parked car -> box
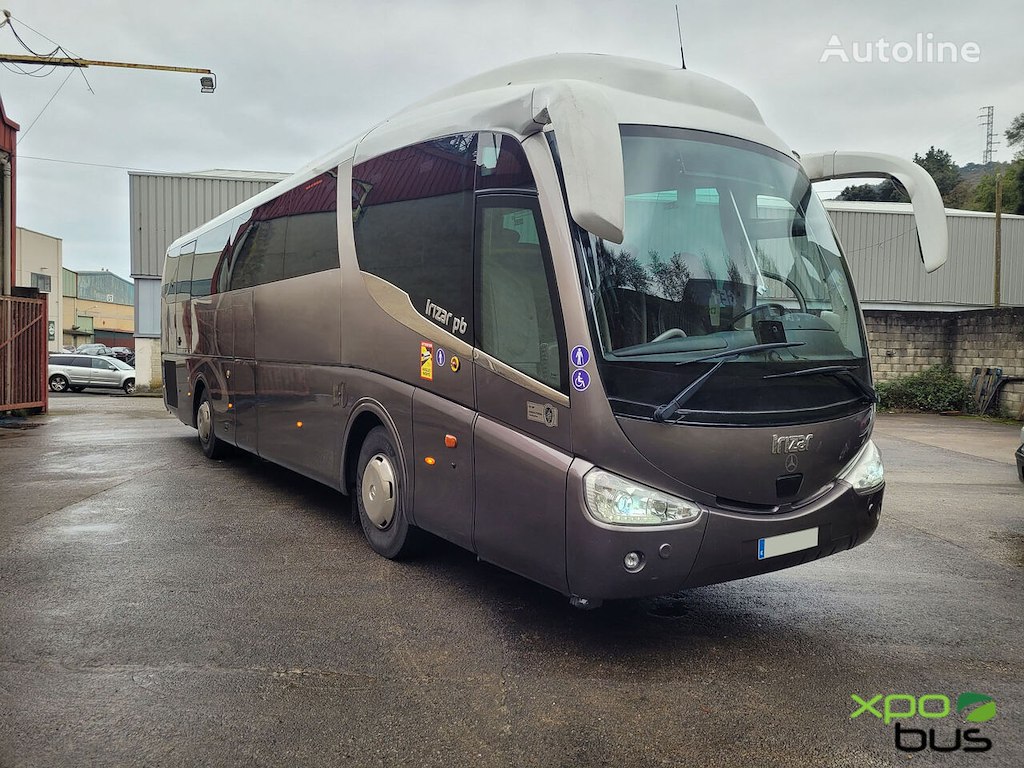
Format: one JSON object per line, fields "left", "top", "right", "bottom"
{"left": 48, "top": 355, "right": 136, "bottom": 395}
{"left": 75, "top": 343, "right": 115, "bottom": 356}
{"left": 110, "top": 348, "right": 136, "bottom": 364}
{"left": 1017, "top": 425, "right": 1023, "bottom": 483}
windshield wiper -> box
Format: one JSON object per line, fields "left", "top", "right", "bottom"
{"left": 762, "top": 364, "right": 878, "bottom": 404}
{"left": 652, "top": 341, "right": 806, "bottom": 422}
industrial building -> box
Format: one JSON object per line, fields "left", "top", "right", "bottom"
{"left": 129, "top": 169, "right": 287, "bottom": 388}
{"left": 61, "top": 268, "right": 135, "bottom": 349}
{"left": 14, "top": 227, "right": 62, "bottom": 352}
{"left": 824, "top": 201, "right": 1024, "bottom": 309}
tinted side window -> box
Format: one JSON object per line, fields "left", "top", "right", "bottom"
{"left": 71, "top": 357, "right": 91, "bottom": 368}
{"left": 229, "top": 219, "right": 285, "bottom": 290}
{"left": 218, "top": 213, "right": 252, "bottom": 293}
{"left": 228, "top": 171, "right": 339, "bottom": 290}
{"left": 49, "top": 355, "right": 69, "bottom": 365}
{"left": 476, "top": 134, "right": 536, "bottom": 191}
{"left": 162, "top": 246, "right": 179, "bottom": 298}
{"left": 92, "top": 358, "right": 116, "bottom": 370}
{"left": 174, "top": 241, "right": 196, "bottom": 302}
{"left": 477, "top": 200, "right": 565, "bottom": 392}
{"left": 283, "top": 212, "right": 339, "bottom": 279}
{"left": 352, "top": 135, "right": 476, "bottom": 340}
{"left": 282, "top": 173, "right": 339, "bottom": 279}
{"left": 192, "top": 222, "right": 233, "bottom": 297}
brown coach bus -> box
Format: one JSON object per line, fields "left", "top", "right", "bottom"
{"left": 162, "top": 54, "right": 948, "bottom": 607}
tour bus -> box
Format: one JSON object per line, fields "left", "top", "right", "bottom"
{"left": 162, "top": 54, "right": 947, "bottom": 606}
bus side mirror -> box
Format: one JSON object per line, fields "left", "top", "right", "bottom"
{"left": 800, "top": 151, "right": 948, "bottom": 273}
{"left": 533, "top": 81, "right": 625, "bottom": 244}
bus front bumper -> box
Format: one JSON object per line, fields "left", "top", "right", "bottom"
{"left": 565, "top": 469, "right": 882, "bottom": 601}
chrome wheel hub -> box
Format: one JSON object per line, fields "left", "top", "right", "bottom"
{"left": 197, "top": 401, "right": 212, "bottom": 444}
{"left": 362, "top": 453, "right": 397, "bottom": 529}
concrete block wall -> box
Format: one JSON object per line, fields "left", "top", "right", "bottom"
{"left": 133, "top": 338, "right": 163, "bottom": 392}
{"left": 863, "top": 308, "right": 1024, "bottom": 419}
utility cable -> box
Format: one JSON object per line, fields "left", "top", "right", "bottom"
{"left": 18, "top": 154, "right": 164, "bottom": 172}
{"left": 0, "top": 14, "right": 94, "bottom": 92}
{"left": 16, "top": 68, "right": 76, "bottom": 145}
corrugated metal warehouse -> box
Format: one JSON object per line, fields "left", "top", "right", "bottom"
{"left": 824, "top": 201, "right": 1024, "bottom": 309}
{"left": 129, "top": 169, "right": 287, "bottom": 386}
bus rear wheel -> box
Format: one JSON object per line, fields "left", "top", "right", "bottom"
{"left": 355, "top": 426, "right": 421, "bottom": 559}
{"left": 196, "top": 391, "right": 227, "bottom": 459}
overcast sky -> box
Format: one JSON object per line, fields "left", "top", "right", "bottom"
{"left": 2, "top": 0, "right": 1021, "bottom": 278}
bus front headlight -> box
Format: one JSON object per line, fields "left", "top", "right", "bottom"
{"left": 583, "top": 469, "right": 701, "bottom": 526}
{"left": 838, "top": 440, "right": 884, "bottom": 494}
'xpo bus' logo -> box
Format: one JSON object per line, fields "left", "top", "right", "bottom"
{"left": 850, "top": 692, "right": 996, "bottom": 753}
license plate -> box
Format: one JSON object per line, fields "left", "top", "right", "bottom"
{"left": 757, "top": 527, "right": 819, "bottom": 560}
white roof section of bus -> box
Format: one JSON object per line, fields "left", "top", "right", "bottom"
{"left": 167, "top": 54, "right": 795, "bottom": 252}
{"left": 357, "top": 54, "right": 793, "bottom": 162}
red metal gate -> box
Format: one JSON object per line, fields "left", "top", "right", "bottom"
{"left": 0, "top": 294, "right": 47, "bottom": 413}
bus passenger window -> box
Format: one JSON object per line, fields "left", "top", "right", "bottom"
{"left": 192, "top": 221, "right": 233, "bottom": 297}
{"left": 229, "top": 219, "right": 287, "bottom": 290}
{"left": 352, "top": 135, "right": 476, "bottom": 340}
{"left": 283, "top": 211, "right": 339, "bottom": 279}
{"left": 477, "top": 204, "right": 563, "bottom": 391}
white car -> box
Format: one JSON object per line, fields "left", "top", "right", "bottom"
{"left": 48, "top": 354, "right": 136, "bottom": 395}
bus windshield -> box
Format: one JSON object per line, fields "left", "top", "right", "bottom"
{"left": 583, "top": 126, "right": 864, "bottom": 362}
{"left": 578, "top": 126, "right": 870, "bottom": 423}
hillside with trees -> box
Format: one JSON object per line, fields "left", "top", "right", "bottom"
{"left": 835, "top": 112, "right": 1024, "bottom": 215}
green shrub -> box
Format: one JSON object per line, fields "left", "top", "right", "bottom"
{"left": 876, "top": 365, "right": 974, "bottom": 413}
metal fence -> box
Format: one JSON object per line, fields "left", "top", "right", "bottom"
{"left": 0, "top": 295, "right": 47, "bottom": 413}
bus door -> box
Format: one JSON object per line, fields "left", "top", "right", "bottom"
{"left": 471, "top": 194, "right": 573, "bottom": 594}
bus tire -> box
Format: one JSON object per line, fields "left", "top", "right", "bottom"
{"left": 196, "top": 390, "right": 228, "bottom": 460}
{"left": 355, "top": 426, "right": 420, "bottom": 559}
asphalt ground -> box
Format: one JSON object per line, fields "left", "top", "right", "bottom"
{"left": 1, "top": 393, "right": 1022, "bottom": 767}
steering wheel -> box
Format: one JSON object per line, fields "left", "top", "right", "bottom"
{"left": 730, "top": 303, "right": 789, "bottom": 328}
{"left": 761, "top": 270, "right": 809, "bottom": 313}
{"left": 651, "top": 328, "right": 687, "bottom": 342}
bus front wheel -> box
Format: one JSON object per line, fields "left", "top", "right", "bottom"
{"left": 355, "top": 426, "right": 421, "bottom": 559}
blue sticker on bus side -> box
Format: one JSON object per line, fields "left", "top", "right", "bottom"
{"left": 570, "top": 345, "right": 590, "bottom": 368}
{"left": 436, "top": 347, "right": 446, "bottom": 368}
{"left": 571, "top": 369, "right": 591, "bottom": 392}
{"left": 757, "top": 538, "right": 766, "bottom": 560}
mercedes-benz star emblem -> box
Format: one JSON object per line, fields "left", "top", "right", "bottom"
{"left": 785, "top": 454, "right": 799, "bottom": 473}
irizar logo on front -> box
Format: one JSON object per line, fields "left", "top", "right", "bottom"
{"left": 772, "top": 433, "right": 813, "bottom": 454}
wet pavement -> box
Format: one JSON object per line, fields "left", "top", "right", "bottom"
{"left": 1, "top": 394, "right": 1022, "bottom": 767}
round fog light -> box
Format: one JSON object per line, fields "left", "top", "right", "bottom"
{"left": 623, "top": 551, "right": 645, "bottom": 573}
